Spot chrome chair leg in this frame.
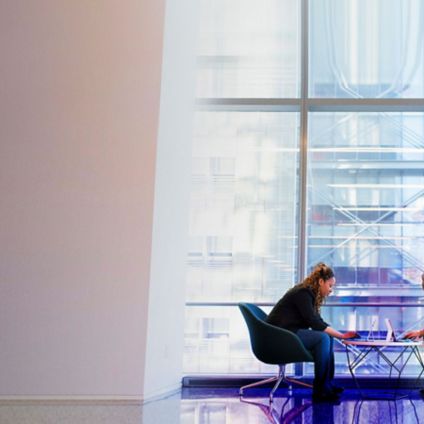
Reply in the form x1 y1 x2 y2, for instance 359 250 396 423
281 364 313 388
283 377 313 389
239 375 279 396
269 365 285 402
240 364 313 400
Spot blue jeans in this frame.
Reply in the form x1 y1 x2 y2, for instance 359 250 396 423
296 329 335 394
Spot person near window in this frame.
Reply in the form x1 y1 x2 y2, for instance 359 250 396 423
404 273 424 340
403 272 424 397
266 262 358 403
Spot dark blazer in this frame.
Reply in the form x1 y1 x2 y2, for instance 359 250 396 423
266 285 329 333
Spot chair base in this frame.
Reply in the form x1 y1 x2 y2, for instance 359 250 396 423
239 365 313 402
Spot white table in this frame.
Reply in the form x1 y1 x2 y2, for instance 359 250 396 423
342 339 424 399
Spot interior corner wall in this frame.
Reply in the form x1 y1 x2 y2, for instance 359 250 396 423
142 0 198 402
0 0 165 397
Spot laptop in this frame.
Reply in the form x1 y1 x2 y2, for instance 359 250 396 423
346 318 421 344
384 318 397 342
366 318 418 344
359 317 396 341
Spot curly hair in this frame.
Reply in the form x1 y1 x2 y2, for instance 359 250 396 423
300 263 334 313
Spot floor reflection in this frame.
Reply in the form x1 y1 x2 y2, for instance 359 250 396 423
179 388 424 424
351 398 421 424
0 388 421 424
240 397 312 423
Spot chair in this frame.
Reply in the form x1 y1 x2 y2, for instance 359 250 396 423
239 302 314 402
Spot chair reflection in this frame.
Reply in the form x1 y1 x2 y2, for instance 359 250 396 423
240 396 314 424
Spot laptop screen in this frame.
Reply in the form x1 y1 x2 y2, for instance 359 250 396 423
384 318 396 342
366 318 397 341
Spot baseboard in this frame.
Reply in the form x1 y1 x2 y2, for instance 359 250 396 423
182 375 423 390
142 383 181 404
0 395 143 404
0 384 182 405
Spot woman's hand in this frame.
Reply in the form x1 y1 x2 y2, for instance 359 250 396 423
325 327 359 339
324 326 344 339
403 330 423 339
341 331 360 340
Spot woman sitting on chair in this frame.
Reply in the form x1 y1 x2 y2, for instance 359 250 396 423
266 263 358 403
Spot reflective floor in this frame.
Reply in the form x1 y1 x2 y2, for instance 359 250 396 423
0 388 423 423
179 388 424 424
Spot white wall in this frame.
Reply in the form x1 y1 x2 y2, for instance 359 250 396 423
143 0 197 401
0 0 168 398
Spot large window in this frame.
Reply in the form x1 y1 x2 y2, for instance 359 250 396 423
185 0 424 377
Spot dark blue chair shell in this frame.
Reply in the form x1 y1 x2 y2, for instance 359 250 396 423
239 302 314 401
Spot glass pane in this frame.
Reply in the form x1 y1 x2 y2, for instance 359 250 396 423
183 305 281 374
308 112 424 291
307 112 424 376
310 0 424 98
188 112 300 304
196 0 300 98
184 111 299 374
